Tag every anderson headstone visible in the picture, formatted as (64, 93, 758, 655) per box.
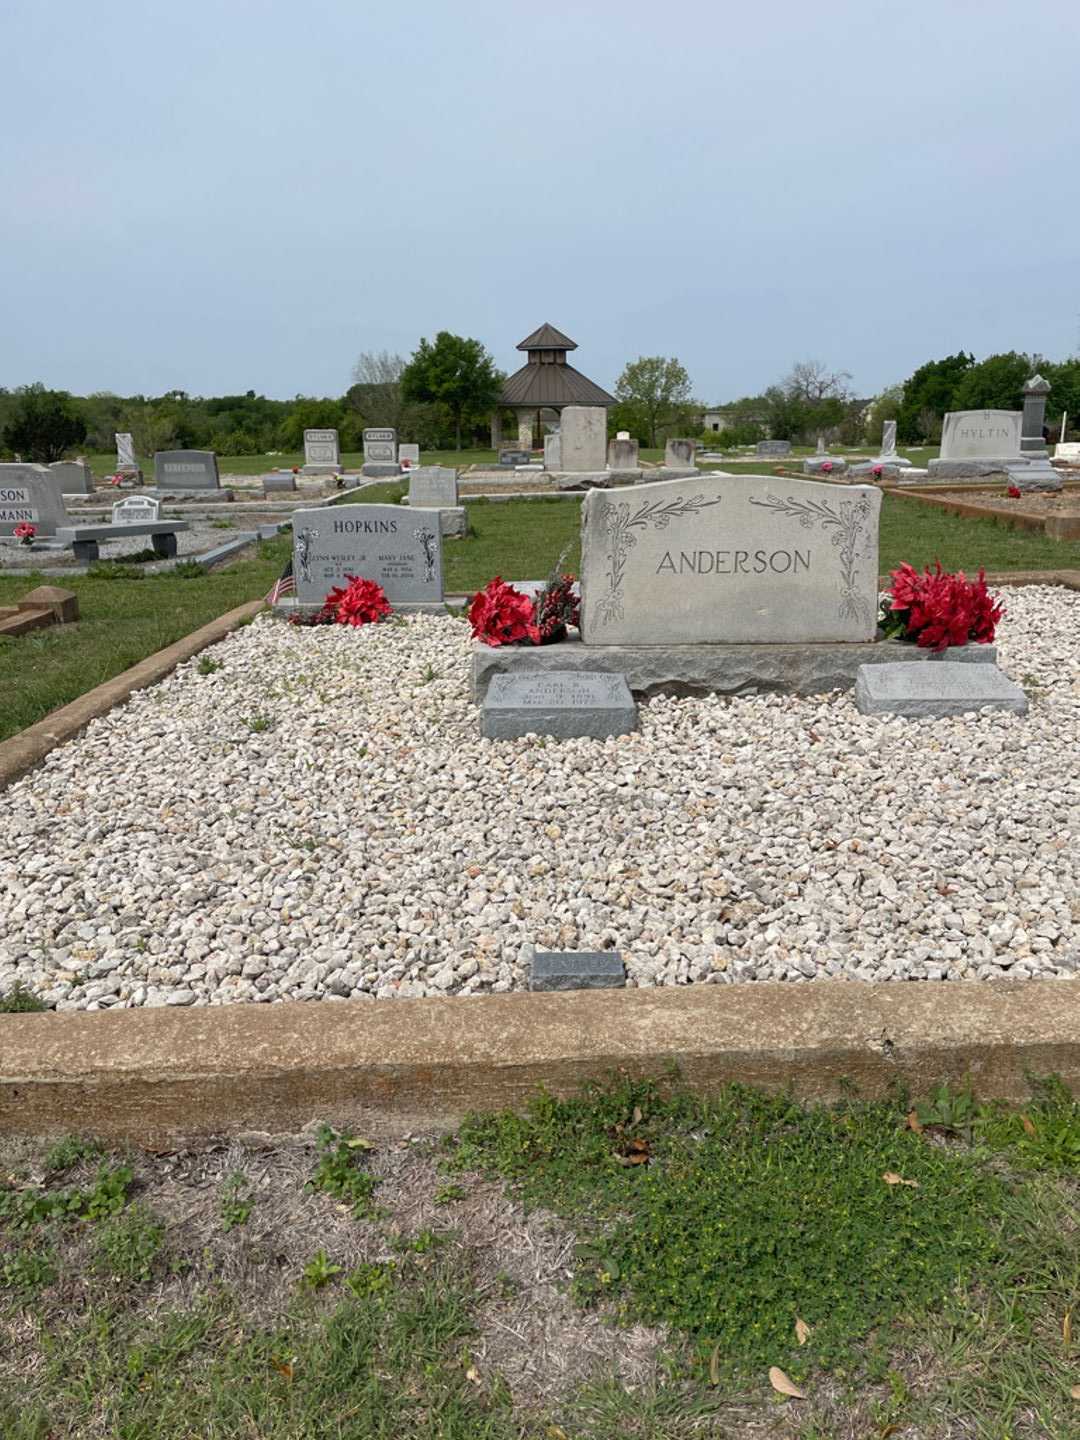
(0, 463, 67, 537)
(154, 450, 220, 490)
(291, 503, 443, 605)
(580, 472, 881, 645)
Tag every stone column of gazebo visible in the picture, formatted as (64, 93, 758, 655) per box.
(490, 324, 616, 452)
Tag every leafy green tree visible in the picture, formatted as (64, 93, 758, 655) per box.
(1043, 359, 1080, 439)
(400, 332, 501, 450)
(896, 352, 974, 442)
(864, 384, 904, 443)
(951, 351, 1034, 412)
(760, 385, 809, 441)
(614, 356, 693, 447)
(1, 384, 87, 462)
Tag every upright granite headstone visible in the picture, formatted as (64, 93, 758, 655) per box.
(0, 464, 67, 537)
(290, 503, 443, 606)
(49, 459, 94, 495)
(153, 450, 220, 490)
(362, 428, 398, 476)
(482, 671, 637, 739)
(408, 466, 458, 508)
(1021, 374, 1051, 456)
(398, 443, 420, 467)
(929, 410, 1024, 477)
(543, 432, 562, 471)
(608, 436, 639, 471)
(263, 472, 297, 493)
(560, 406, 607, 473)
(665, 438, 697, 469)
(499, 447, 532, 467)
(303, 428, 341, 472)
(112, 494, 161, 524)
(580, 472, 881, 645)
(881, 420, 898, 455)
(115, 433, 137, 470)
(756, 439, 792, 457)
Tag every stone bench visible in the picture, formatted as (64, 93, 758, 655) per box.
(55, 522, 190, 564)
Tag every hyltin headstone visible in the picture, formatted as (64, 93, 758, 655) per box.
(290, 503, 443, 606)
(362, 428, 398, 476)
(0, 463, 67, 537)
(579, 472, 881, 646)
(303, 428, 341, 472)
(153, 450, 220, 490)
(112, 494, 162, 524)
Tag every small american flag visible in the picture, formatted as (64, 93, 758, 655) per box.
(266, 560, 295, 604)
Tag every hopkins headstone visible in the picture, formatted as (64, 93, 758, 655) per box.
(408, 466, 458, 508)
(303, 428, 341, 472)
(560, 406, 607, 472)
(115, 433, 137, 470)
(154, 450, 220, 490)
(481, 671, 638, 739)
(112, 494, 162, 524)
(49, 459, 94, 495)
(580, 472, 881, 646)
(291, 503, 443, 605)
(0, 464, 68, 537)
(756, 439, 792, 457)
(362, 427, 398, 476)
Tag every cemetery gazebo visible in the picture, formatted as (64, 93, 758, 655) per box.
(493, 323, 616, 450)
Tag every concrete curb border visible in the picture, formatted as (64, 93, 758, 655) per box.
(889, 484, 1080, 542)
(0, 599, 265, 790)
(2, 981, 1078, 1147)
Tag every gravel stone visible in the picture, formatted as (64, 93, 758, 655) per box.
(0, 588, 1077, 1008)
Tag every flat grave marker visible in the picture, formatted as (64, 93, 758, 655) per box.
(482, 670, 637, 739)
(854, 661, 1028, 717)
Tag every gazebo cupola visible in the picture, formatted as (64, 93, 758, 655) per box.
(493, 323, 616, 449)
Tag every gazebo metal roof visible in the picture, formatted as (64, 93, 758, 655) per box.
(499, 322, 616, 408)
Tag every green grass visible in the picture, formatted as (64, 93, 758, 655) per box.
(0, 537, 290, 743)
(84, 449, 501, 478)
(5, 1080, 1080, 1437)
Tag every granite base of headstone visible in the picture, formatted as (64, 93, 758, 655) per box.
(552, 471, 616, 491)
(802, 456, 848, 475)
(1006, 459, 1063, 493)
(481, 671, 637, 739)
(854, 661, 1028, 717)
(529, 951, 626, 992)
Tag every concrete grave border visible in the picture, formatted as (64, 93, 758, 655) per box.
(2, 980, 1080, 1147)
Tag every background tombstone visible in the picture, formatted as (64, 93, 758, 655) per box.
(579, 472, 881, 646)
(499, 446, 532, 466)
(608, 436, 639, 471)
(398, 443, 420, 467)
(559, 406, 607, 472)
(49, 459, 94, 495)
(115, 433, 137, 470)
(0, 463, 68, 537)
(756, 439, 792, 457)
(290, 503, 443, 606)
(664, 437, 697, 469)
(112, 494, 162, 524)
(1021, 375, 1051, 455)
(881, 421, 898, 455)
(263, 472, 297, 493)
(362, 427, 398, 477)
(408, 466, 458, 508)
(929, 410, 1024, 477)
(153, 450, 221, 490)
(543, 432, 562, 471)
(303, 428, 341, 473)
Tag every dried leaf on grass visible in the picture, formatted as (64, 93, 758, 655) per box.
(709, 1345, 721, 1386)
(1070, 1383, 1080, 1400)
(1021, 1114, 1038, 1138)
(271, 1358, 294, 1381)
(795, 1317, 811, 1346)
(614, 1138, 650, 1167)
(882, 1171, 919, 1188)
(905, 1110, 923, 1133)
(768, 1366, 807, 1399)
(1065, 1310, 1073, 1349)
(465, 1365, 482, 1386)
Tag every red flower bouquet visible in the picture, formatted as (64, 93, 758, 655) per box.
(879, 562, 1003, 652)
(289, 575, 391, 628)
(469, 567, 583, 648)
(1007, 484, 1022, 499)
(13, 521, 36, 546)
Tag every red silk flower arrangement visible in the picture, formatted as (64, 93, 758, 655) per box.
(469, 572, 580, 647)
(1007, 484, 1022, 499)
(290, 574, 391, 628)
(879, 562, 1003, 652)
(13, 521, 36, 546)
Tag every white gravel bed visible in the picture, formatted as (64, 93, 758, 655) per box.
(1, 587, 1078, 1010)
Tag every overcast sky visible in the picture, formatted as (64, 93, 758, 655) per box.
(3, 0, 1078, 405)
